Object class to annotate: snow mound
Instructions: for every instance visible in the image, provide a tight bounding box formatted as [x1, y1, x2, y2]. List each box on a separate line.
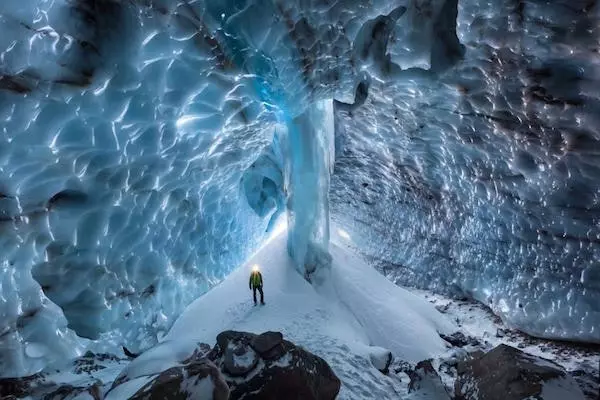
[166, 227, 455, 398]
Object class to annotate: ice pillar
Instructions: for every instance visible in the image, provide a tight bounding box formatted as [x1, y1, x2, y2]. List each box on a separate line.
[284, 100, 335, 279]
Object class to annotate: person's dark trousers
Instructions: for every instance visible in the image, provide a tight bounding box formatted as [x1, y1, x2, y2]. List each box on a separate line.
[253, 286, 264, 304]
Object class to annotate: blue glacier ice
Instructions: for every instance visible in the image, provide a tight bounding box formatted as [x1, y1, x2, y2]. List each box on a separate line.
[0, 0, 599, 377]
[284, 100, 335, 278]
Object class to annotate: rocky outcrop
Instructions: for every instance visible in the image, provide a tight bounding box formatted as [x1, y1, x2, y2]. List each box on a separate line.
[454, 344, 586, 400]
[0, 352, 126, 400]
[129, 358, 229, 400]
[212, 330, 340, 400]
[109, 330, 339, 400]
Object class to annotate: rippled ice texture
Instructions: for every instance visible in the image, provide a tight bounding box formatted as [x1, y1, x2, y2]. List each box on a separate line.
[331, 0, 600, 342]
[0, 0, 599, 377]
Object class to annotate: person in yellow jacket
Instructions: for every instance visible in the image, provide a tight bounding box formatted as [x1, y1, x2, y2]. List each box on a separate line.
[249, 265, 265, 305]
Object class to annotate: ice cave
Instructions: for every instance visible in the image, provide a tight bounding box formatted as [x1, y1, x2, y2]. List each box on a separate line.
[0, 0, 598, 399]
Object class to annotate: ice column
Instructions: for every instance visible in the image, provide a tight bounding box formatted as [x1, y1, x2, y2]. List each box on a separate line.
[284, 100, 335, 279]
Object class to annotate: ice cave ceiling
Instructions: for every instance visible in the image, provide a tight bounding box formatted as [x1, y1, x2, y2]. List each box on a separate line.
[0, 0, 599, 376]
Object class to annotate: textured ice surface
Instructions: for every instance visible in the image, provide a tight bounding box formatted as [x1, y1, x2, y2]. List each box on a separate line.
[0, 0, 599, 377]
[330, 0, 600, 343]
[285, 99, 335, 277]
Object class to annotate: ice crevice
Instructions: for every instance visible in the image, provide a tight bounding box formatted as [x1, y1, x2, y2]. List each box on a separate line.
[0, 0, 599, 378]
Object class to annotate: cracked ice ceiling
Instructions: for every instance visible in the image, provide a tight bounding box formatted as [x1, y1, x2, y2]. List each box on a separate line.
[0, 0, 599, 377]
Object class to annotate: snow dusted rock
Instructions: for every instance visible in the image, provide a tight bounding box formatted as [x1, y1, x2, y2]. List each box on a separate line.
[221, 334, 259, 377]
[212, 330, 340, 400]
[368, 346, 393, 374]
[249, 331, 284, 360]
[406, 360, 451, 400]
[128, 358, 229, 400]
[0, 351, 126, 399]
[455, 344, 586, 400]
[439, 332, 480, 348]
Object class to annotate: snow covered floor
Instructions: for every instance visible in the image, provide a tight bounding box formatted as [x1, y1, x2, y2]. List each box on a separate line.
[163, 226, 456, 399]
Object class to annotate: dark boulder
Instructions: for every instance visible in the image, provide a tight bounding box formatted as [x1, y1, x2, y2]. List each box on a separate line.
[223, 343, 259, 377]
[454, 344, 586, 400]
[250, 331, 284, 360]
[211, 331, 340, 400]
[129, 358, 229, 400]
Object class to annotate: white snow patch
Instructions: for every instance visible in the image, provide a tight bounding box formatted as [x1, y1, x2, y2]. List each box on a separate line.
[369, 346, 392, 371]
[233, 348, 257, 369]
[272, 352, 293, 368]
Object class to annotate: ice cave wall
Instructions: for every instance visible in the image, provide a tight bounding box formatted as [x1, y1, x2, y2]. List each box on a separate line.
[331, 0, 600, 342]
[0, 0, 599, 377]
[0, 0, 388, 376]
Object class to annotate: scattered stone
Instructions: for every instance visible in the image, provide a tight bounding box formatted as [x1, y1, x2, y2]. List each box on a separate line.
[0, 351, 126, 400]
[41, 383, 103, 400]
[393, 359, 413, 374]
[439, 332, 480, 348]
[435, 303, 450, 313]
[454, 344, 586, 400]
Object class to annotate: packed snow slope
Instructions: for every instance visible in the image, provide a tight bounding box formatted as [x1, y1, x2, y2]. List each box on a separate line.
[1, 0, 599, 377]
[141, 227, 454, 399]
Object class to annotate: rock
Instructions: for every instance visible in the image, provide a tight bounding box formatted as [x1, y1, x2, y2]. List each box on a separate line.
[223, 342, 259, 377]
[250, 331, 285, 360]
[406, 360, 451, 400]
[129, 358, 229, 400]
[439, 332, 480, 348]
[368, 346, 393, 374]
[454, 344, 586, 400]
[211, 330, 340, 400]
[0, 351, 125, 400]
